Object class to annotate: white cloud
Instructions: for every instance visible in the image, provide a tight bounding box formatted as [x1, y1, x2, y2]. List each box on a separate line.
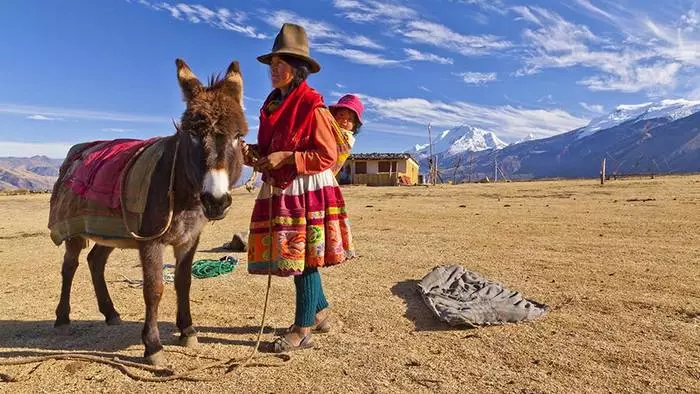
[681, 10, 700, 33]
[101, 128, 135, 133]
[135, 1, 267, 39]
[0, 103, 168, 123]
[264, 10, 383, 50]
[572, 0, 617, 23]
[0, 141, 72, 158]
[403, 48, 453, 65]
[358, 94, 589, 139]
[333, 0, 511, 57]
[537, 94, 556, 105]
[352, 35, 384, 50]
[458, 0, 508, 16]
[579, 102, 605, 113]
[418, 85, 432, 92]
[332, 0, 418, 23]
[471, 12, 490, 25]
[578, 62, 682, 93]
[515, 6, 683, 94]
[455, 71, 497, 84]
[510, 6, 542, 25]
[336, 83, 347, 88]
[26, 114, 62, 121]
[315, 44, 404, 67]
[399, 20, 512, 56]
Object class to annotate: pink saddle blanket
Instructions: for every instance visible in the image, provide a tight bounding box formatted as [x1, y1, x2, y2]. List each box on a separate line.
[65, 138, 160, 209]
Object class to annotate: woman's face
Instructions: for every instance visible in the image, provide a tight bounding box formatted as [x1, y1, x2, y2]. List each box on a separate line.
[270, 56, 294, 89]
[333, 108, 357, 132]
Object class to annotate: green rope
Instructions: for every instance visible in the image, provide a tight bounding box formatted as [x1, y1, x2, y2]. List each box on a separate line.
[192, 256, 238, 279]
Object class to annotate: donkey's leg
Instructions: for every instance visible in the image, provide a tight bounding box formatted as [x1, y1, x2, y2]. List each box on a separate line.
[86, 244, 121, 325]
[54, 237, 86, 332]
[139, 241, 166, 365]
[174, 236, 200, 348]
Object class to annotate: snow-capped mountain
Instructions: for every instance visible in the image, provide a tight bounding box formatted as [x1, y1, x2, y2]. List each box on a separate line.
[512, 133, 537, 145]
[577, 99, 700, 139]
[410, 125, 507, 159]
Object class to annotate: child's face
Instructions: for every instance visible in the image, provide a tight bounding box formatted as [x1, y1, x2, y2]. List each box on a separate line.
[333, 108, 357, 132]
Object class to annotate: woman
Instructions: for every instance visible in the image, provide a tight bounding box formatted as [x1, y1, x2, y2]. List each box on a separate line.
[242, 23, 354, 352]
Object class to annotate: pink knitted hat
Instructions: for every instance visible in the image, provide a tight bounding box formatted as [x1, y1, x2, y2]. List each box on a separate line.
[329, 94, 364, 125]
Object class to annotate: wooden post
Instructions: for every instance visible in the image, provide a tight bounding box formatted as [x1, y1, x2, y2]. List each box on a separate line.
[427, 123, 436, 186]
[600, 157, 606, 185]
[494, 157, 498, 183]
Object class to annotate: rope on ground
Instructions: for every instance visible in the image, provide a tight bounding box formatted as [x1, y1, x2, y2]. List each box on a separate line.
[192, 257, 238, 279]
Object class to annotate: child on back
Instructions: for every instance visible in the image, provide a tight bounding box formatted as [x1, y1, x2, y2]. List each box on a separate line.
[329, 94, 364, 149]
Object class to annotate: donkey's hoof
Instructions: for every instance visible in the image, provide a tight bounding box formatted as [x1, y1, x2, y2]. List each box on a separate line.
[179, 335, 199, 349]
[54, 324, 71, 336]
[145, 351, 166, 366]
[106, 316, 122, 326]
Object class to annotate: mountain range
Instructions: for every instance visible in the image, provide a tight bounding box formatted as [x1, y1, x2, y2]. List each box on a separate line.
[412, 99, 700, 181]
[2, 99, 699, 190]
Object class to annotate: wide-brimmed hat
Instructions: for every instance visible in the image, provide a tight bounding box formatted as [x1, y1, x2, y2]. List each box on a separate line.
[257, 23, 321, 73]
[329, 94, 364, 125]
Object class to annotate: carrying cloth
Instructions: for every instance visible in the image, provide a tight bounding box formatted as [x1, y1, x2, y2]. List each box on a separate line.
[417, 265, 548, 327]
[48, 138, 169, 245]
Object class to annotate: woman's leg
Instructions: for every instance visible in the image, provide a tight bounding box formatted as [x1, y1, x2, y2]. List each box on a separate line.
[316, 271, 329, 313]
[294, 268, 320, 329]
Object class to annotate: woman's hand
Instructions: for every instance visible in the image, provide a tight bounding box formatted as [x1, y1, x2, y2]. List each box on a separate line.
[255, 151, 294, 171]
[241, 141, 259, 167]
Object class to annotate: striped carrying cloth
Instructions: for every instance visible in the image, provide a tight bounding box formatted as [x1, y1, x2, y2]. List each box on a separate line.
[247, 169, 354, 277]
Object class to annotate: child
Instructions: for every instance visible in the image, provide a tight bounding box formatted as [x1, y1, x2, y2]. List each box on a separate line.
[329, 94, 364, 149]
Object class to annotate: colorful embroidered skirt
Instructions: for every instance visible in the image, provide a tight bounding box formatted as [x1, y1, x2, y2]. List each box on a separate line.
[247, 169, 354, 276]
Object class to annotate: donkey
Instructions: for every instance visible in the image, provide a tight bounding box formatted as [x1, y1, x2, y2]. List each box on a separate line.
[51, 59, 247, 365]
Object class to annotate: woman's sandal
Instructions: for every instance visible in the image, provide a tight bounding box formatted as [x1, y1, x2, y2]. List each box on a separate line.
[271, 333, 314, 353]
[277, 317, 331, 335]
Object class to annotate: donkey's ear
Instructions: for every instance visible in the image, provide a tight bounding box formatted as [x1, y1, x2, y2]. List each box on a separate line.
[219, 61, 244, 106]
[176, 58, 203, 101]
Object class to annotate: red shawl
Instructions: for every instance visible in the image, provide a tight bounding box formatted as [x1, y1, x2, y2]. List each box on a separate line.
[257, 81, 324, 189]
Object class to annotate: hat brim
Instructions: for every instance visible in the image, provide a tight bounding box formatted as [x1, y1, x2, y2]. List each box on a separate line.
[257, 51, 321, 74]
[329, 104, 363, 125]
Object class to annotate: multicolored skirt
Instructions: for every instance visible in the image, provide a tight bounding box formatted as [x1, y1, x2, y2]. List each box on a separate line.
[247, 169, 354, 276]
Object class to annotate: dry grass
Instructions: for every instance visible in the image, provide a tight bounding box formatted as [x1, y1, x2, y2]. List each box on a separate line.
[0, 176, 698, 393]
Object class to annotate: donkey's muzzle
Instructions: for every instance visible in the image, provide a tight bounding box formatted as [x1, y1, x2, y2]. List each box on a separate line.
[201, 192, 232, 220]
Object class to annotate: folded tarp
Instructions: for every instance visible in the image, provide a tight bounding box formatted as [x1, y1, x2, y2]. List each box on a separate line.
[417, 265, 548, 327]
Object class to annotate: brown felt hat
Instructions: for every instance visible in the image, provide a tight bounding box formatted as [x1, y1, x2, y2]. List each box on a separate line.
[257, 23, 321, 73]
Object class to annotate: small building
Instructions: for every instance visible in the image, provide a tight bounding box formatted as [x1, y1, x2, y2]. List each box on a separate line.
[337, 153, 420, 186]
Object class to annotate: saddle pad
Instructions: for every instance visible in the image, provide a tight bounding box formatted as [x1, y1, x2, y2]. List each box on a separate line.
[65, 138, 159, 209]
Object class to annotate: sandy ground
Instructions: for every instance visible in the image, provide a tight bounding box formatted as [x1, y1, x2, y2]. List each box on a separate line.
[0, 176, 698, 393]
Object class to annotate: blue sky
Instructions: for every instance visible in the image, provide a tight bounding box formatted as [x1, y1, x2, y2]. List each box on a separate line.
[1, 0, 699, 157]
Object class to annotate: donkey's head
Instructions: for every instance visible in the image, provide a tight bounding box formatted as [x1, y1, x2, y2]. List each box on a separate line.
[175, 59, 247, 220]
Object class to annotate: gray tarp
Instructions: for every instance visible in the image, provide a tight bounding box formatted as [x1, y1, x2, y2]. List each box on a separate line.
[417, 265, 548, 327]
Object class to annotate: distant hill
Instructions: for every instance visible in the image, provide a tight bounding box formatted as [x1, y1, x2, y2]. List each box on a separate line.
[0, 156, 64, 191]
[0, 154, 257, 192]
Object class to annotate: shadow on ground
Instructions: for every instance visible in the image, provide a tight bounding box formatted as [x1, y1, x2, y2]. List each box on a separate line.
[0, 320, 269, 355]
[391, 280, 464, 332]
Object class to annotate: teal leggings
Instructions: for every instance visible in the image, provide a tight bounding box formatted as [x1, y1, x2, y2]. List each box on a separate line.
[294, 268, 329, 327]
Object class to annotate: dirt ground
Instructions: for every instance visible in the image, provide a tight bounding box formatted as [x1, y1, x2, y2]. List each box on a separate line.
[0, 176, 698, 393]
